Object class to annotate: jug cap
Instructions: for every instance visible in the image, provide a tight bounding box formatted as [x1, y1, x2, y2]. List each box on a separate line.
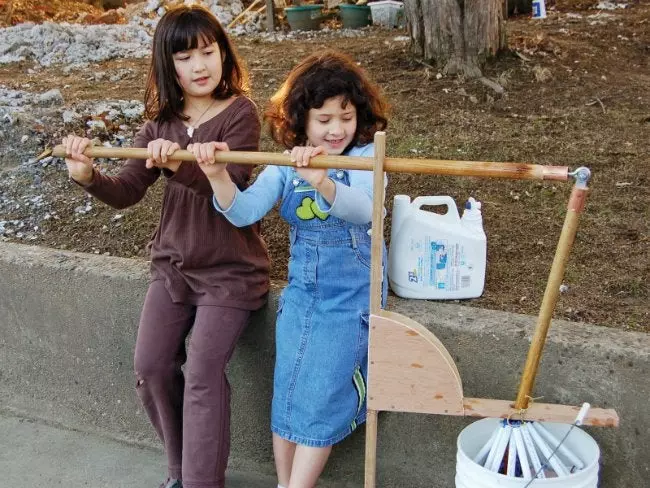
[464, 197, 482, 211]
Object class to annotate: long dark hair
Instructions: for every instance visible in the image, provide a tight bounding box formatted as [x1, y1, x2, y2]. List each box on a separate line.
[144, 4, 249, 122]
[265, 50, 388, 149]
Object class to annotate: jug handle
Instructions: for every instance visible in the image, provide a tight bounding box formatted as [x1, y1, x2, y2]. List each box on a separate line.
[412, 196, 460, 223]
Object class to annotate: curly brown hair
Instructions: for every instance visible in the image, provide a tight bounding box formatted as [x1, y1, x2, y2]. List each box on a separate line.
[144, 4, 249, 122]
[265, 50, 388, 150]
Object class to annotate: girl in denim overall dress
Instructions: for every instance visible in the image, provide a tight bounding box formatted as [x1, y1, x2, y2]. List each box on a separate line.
[194, 50, 389, 488]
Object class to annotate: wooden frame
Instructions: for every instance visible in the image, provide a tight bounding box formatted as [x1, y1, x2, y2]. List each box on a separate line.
[47, 138, 619, 486]
[363, 132, 618, 487]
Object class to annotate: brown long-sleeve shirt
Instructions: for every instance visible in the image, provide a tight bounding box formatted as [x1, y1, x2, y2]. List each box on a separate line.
[82, 96, 270, 309]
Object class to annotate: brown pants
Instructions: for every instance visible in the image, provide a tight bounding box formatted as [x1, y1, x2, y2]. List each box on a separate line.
[134, 280, 250, 488]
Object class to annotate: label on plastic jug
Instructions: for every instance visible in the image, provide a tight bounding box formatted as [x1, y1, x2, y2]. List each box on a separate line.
[405, 237, 472, 291]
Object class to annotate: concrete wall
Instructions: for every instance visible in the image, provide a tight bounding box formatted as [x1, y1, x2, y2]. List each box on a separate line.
[1, 241, 648, 487]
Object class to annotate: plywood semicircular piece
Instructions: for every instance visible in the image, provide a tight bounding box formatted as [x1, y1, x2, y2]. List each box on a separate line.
[367, 310, 465, 415]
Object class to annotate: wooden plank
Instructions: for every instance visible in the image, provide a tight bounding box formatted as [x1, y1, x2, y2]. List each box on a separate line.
[228, 0, 263, 28]
[463, 398, 619, 427]
[380, 310, 462, 383]
[367, 312, 465, 415]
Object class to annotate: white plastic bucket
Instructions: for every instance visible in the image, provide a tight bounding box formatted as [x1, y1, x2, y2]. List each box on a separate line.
[456, 418, 600, 487]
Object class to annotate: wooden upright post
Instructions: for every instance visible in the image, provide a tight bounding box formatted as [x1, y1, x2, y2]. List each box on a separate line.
[365, 131, 387, 488]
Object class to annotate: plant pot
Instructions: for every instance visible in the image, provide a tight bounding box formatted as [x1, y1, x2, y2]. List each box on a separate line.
[339, 4, 371, 29]
[368, 0, 404, 28]
[284, 5, 325, 31]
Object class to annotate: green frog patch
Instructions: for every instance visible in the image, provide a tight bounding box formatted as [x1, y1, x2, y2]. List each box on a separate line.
[296, 196, 329, 221]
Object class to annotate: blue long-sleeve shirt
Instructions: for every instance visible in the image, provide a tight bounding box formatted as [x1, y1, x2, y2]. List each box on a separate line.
[212, 143, 386, 226]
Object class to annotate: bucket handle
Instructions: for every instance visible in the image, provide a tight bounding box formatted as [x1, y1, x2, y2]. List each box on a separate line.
[412, 196, 460, 224]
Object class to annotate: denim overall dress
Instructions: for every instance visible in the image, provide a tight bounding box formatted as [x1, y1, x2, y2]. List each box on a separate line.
[271, 167, 387, 447]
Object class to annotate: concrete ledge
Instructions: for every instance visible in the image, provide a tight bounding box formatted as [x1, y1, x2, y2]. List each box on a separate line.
[1, 242, 648, 487]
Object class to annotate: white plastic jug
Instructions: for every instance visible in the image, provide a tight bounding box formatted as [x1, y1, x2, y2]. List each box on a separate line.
[388, 195, 486, 299]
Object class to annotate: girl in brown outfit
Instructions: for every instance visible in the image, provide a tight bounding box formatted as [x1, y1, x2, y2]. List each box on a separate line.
[61, 6, 269, 488]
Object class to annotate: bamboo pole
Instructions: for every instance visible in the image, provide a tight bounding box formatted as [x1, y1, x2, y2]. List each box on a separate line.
[48, 145, 568, 181]
[514, 181, 590, 410]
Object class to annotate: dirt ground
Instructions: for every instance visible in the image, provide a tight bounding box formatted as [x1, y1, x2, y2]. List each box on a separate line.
[1, 0, 105, 24]
[0, 1, 648, 331]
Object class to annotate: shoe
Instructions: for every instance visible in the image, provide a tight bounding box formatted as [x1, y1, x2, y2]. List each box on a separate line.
[159, 479, 182, 488]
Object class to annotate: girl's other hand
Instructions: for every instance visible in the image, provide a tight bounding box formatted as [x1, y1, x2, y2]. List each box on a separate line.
[145, 139, 181, 171]
[191, 141, 229, 180]
[62, 135, 94, 185]
[293, 145, 328, 188]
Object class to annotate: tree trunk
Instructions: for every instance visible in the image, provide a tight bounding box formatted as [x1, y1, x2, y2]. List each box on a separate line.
[266, 0, 275, 32]
[404, 0, 506, 78]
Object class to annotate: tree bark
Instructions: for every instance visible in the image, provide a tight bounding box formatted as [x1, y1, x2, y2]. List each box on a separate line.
[266, 0, 275, 32]
[404, 0, 506, 78]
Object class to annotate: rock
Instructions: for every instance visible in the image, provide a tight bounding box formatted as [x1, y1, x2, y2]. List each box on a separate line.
[36, 89, 64, 107]
[121, 102, 144, 120]
[75, 203, 93, 215]
[63, 110, 82, 124]
[144, 0, 161, 13]
[595, 2, 628, 10]
[87, 119, 108, 135]
[0, 23, 151, 67]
